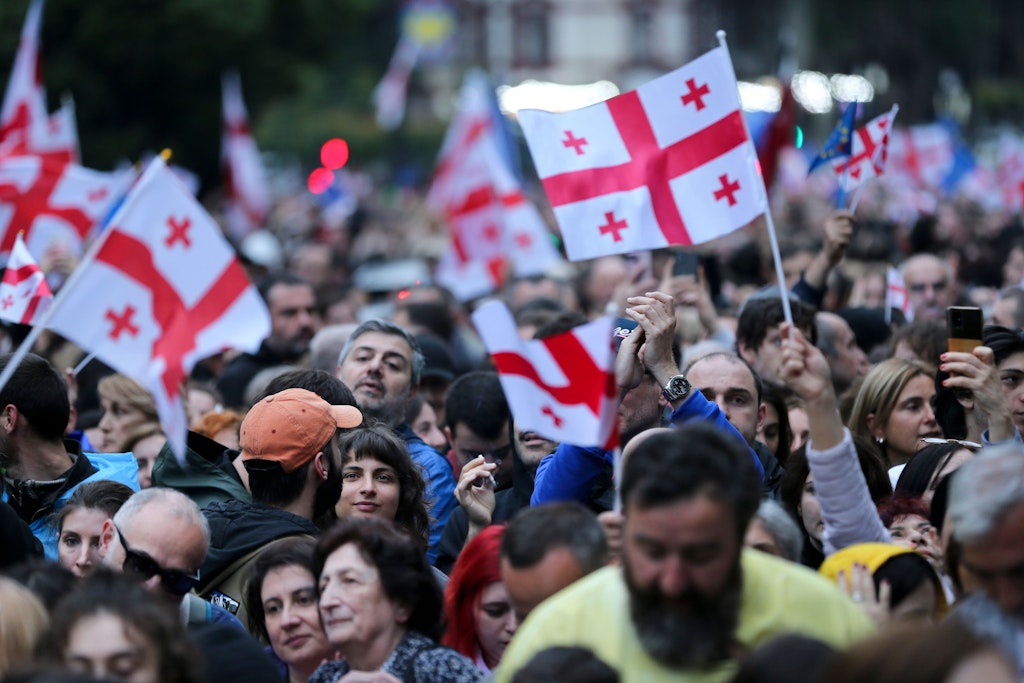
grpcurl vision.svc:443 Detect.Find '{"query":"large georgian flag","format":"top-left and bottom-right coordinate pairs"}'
top-left (46, 157), bottom-right (271, 458)
top-left (472, 300), bottom-right (619, 449)
top-left (889, 123), bottom-right (955, 190)
top-left (0, 232), bottom-right (51, 325)
top-left (831, 106), bottom-right (899, 190)
top-left (221, 71), bottom-right (270, 240)
top-left (518, 46), bottom-right (765, 261)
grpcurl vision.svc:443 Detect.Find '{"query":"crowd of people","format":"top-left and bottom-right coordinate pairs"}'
top-left (0, 179), bottom-right (1023, 683)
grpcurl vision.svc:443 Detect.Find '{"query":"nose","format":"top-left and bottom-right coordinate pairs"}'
top-left (505, 611), bottom-right (519, 636)
top-left (715, 398), bottom-right (731, 421)
top-left (75, 544), bottom-right (92, 571)
top-left (657, 554), bottom-right (690, 599)
top-left (923, 403), bottom-right (937, 427)
top-left (359, 475), bottom-right (376, 496)
top-left (281, 604), bottom-right (302, 628)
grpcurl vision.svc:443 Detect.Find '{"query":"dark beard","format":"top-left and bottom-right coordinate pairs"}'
top-left (624, 557), bottom-right (743, 669)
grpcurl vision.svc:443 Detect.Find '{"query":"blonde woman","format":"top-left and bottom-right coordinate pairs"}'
top-left (96, 374), bottom-right (160, 453)
top-left (0, 578), bottom-right (49, 675)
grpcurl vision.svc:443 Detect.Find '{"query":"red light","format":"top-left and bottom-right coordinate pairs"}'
top-left (307, 168), bottom-right (334, 194)
top-left (321, 138), bottom-right (349, 170)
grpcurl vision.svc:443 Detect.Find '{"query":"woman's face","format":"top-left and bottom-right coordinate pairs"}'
top-left (262, 564), bottom-right (331, 671)
top-left (64, 612), bottom-right (160, 683)
top-left (318, 543), bottom-right (406, 655)
top-left (336, 455), bottom-right (401, 523)
top-left (923, 448), bottom-right (974, 505)
top-left (131, 433), bottom-right (165, 489)
top-left (474, 582), bottom-right (517, 670)
top-left (798, 473), bottom-right (823, 545)
top-left (889, 513), bottom-right (943, 565)
top-left (788, 407), bottom-right (809, 453)
top-left (98, 397), bottom-right (151, 453)
top-left (877, 375), bottom-right (940, 463)
top-left (758, 404), bottom-right (780, 457)
top-left (58, 508), bottom-right (109, 577)
top-left (411, 402), bottom-right (448, 453)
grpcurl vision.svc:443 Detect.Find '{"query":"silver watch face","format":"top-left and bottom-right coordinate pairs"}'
top-left (665, 375), bottom-right (690, 399)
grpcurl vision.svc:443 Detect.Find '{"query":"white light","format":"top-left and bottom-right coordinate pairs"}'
top-left (830, 74), bottom-right (874, 102)
top-left (738, 81), bottom-right (781, 112)
top-left (497, 80), bottom-right (621, 115)
top-left (791, 71), bottom-right (833, 114)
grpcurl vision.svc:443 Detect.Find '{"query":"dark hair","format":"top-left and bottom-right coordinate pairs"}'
top-left (444, 371), bottom-right (510, 438)
top-left (257, 271), bottom-right (311, 303)
top-left (3, 559), bottom-right (76, 611)
top-left (53, 480), bottom-right (135, 534)
top-left (730, 633), bottom-right (836, 683)
top-left (887, 319), bottom-right (947, 368)
top-left (258, 368), bottom-right (357, 407)
top-left (760, 382), bottom-right (793, 466)
top-left (684, 352), bottom-right (764, 405)
top-left (314, 517), bottom-right (444, 641)
top-left (47, 570), bottom-right (204, 683)
top-left (246, 448), bottom-right (324, 508)
top-left (510, 646), bottom-right (619, 683)
top-left (244, 536), bottom-right (318, 642)
top-left (0, 353), bottom-right (70, 441)
top-left (394, 302), bottom-right (454, 342)
top-left (873, 552), bottom-right (940, 612)
top-left (736, 297), bottom-right (817, 354)
top-left (338, 320), bottom-right (426, 386)
top-left (338, 426), bottom-right (431, 548)
top-left (621, 423), bottom-right (760, 540)
top-left (501, 501), bottom-right (608, 572)
top-left (895, 443), bottom-right (964, 499)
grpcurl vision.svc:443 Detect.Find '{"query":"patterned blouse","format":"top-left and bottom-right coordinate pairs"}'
top-left (308, 631), bottom-right (481, 683)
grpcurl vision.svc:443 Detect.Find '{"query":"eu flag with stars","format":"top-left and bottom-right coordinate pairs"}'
top-left (808, 103), bottom-right (858, 174)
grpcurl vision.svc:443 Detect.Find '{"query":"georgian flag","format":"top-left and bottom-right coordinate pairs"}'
top-left (472, 300), bottom-right (618, 449)
top-left (886, 266), bottom-right (913, 324)
top-left (518, 46), bottom-right (765, 261)
top-left (0, 232), bottom-right (51, 325)
top-left (831, 106), bottom-right (899, 190)
top-left (0, 0), bottom-right (48, 151)
top-left (221, 71), bottom-right (270, 240)
top-left (889, 123), bottom-right (955, 189)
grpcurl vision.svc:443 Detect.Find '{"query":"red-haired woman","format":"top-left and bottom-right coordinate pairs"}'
top-left (443, 525), bottom-right (516, 675)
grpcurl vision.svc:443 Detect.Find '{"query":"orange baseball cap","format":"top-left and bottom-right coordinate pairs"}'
top-left (240, 388), bottom-right (363, 472)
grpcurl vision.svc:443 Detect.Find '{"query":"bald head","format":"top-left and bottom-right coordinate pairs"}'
top-left (685, 353), bottom-right (763, 445)
top-left (901, 254), bottom-right (954, 321)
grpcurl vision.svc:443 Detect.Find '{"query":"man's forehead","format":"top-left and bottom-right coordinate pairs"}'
top-left (904, 258), bottom-right (946, 282)
top-left (349, 331), bottom-right (413, 358)
top-left (687, 355), bottom-right (755, 391)
top-left (452, 420), bottom-right (510, 445)
top-left (268, 282), bottom-right (314, 306)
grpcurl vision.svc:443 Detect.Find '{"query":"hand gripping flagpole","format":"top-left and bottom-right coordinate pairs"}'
top-left (717, 31), bottom-right (793, 327)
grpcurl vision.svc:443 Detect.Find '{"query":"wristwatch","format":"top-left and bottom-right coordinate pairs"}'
top-left (662, 374), bottom-right (692, 402)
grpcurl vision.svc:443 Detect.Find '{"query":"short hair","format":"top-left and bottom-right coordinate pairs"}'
top-left (887, 319), bottom-right (947, 368)
top-left (848, 358), bottom-right (934, 455)
top-left (510, 646), bottom-right (619, 683)
top-left (684, 351), bottom-right (764, 405)
top-left (246, 449), bottom-right (323, 509)
top-left (752, 500), bottom-right (803, 563)
top-left (53, 480), bottom-right (135, 535)
top-left (949, 442), bottom-right (1024, 543)
top-left (735, 297), bottom-right (817, 353)
top-left (0, 577), bottom-right (48, 676)
top-left (443, 525), bottom-right (504, 660)
top-left (338, 426), bottom-right (430, 548)
top-left (314, 517), bottom-right (443, 641)
top-left (996, 288), bottom-right (1024, 329)
top-left (501, 501), bottom-right (608, 573)
top-left (258, 368), bottom-right (357, 406)
top-left (815, 313), bottom-right (843, 359)
top-left (193, 409), bottom-right (243, 444)
top-left (244, 536), bottom-right (318, 642)
top-left (983, 324), bottom-right (1024, 365)
top-left (47, 570), bottom-right (204, 683)
top-left (731, 634), bottom-right (835, 683)
top-left (0, 353), bottom-right (70, 442)
top-left (621, 423), bottom-right (761, 540)
top-left (257, 271), bottom-right (311, 304)
top-left (338, 319), bottom-right (425, 386)
top-left (393, 301), bottom-right (454, 342)
top-left (3, 559), bottom-right (76, 611)
top-left (877, 494), bottom-right (931, 528)
top-left (444, 371), bottom-right (510, 437)
top-left (114, 487), bottom-right (210, 550)
top-left (98, 373), bottom-right (159, 424)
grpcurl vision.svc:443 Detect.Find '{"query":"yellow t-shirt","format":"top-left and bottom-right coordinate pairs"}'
top-left (497, 549), bottom-right (874, 683)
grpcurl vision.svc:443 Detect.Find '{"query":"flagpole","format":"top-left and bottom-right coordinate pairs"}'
top-left (716, 30), bottom-right (793, 327)
top-left (612, 446), bottom-right (623, 513)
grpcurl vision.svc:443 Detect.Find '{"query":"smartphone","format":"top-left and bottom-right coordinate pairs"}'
top-left (673, 250), bottom-right (700, 277)
top-left (947, 306), bottom-right (983, 353)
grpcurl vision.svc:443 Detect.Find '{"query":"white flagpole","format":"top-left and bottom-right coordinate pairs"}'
top-left (717, 30), bottom-right (793, 327)
top-left (613, 446), bottom-right (623, 513)
top-left (848, 104), bottom-right (900, 215)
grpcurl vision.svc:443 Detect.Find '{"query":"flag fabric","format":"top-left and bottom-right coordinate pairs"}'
top-left (430, 71), bottom-right (561, 300)
top-left (0, 0), bottom-right (47, 150)
top-left (0, 155), bottom-right (133, 259)
top-left (45, 157), bottom-right (271, 459)
top-left (830, 105), bottom-right (898, 190)
top-left (221, 71), bottom-right (270, 240)
top-left (0, 232), bottom-right (51, 324)
top-left (886, 266), bottom-right (913, 324)
top-left (889, 123), bottom-right (955, 189)
top-left (373, 37), bottom-right (419, 131)
top-left (753, 83), bottom-right (796, 189)
top-left (808, 103), bottom-right (858, 175)
top-left (471, 300), bottom-right (619, 449)
top-left (0, 97), bottom-right (80, 164)
top-left (518, 46), bottom-right (765, 261)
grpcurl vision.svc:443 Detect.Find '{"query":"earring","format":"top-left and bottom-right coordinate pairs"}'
top-left (876, 437), bottom-right (885, 445)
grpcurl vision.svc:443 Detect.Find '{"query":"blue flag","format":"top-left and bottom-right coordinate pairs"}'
top-left (808, 103), bottom-right (858, 174)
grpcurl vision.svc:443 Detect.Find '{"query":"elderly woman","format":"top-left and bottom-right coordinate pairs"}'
top-left (245, 537), bottom-right (333, 683)
top-left (310, 518), bottom-right (480, 683)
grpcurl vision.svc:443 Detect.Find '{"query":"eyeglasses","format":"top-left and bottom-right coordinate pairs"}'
top-left (115, 525), bottom-right (201, 597)
top-left (919, 437), bottom-right (982, 452)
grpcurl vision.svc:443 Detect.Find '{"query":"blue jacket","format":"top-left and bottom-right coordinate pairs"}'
top-left (399, 424), bottom-right (458, 564)
top-left (531, 391), bottom-right (764, 507)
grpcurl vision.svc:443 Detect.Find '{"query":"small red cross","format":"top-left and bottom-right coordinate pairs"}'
top-left (87, 187), bottom-right (109, 202)
top-left (165, 216), bottom-right (192, 248)
top-left (105, 305), bottom-right (140, 341)
top-left (562, 130), bottom-right (589, 155)
top-left (514, 233), bottom-right (533, 248)
top-left (1, 295), bottom-right (13, 310)
top-left (482, 223), bottom-right (501, 241)
top-left (598, 211), bottom-right (629, 242)
top-left (681, 78), bottom-right (711, 111)
top-left (541, 405), bottom-right (564, 428)
top-left (712, 174), bottom-right (741, 206)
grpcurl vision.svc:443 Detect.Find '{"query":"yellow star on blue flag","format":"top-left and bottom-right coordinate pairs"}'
top-left (808, 103), bottom-right (858, 174)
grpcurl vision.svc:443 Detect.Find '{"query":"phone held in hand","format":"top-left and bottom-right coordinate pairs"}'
top-left (946, 306), bottom-right (983, 353)
top-left (672, 250), bottom-right (699, 277)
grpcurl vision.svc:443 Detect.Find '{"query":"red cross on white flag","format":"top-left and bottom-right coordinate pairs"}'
top-left (0, 0), bottom-right (48, 153)
top-left (518, 46), bottom-right (766, 261)
top-left (889, 124), bottom-right (955, 190)
top-left (830, 106), bottom-right (899, 191)
top-left (471, 300), bottom-right (619, 449)
top-left (45, 156), bottom-right (271, 459)
top-left (886, 266), bottom-right (913, 323)
top-left (0, 232), bottom-right (52, 325)
top-left (221, 71), bottom-right (270, 240)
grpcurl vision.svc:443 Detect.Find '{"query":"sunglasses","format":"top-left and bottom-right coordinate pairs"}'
top-left (919, 437), bottom-right (982, 452)
top-left (115, 526), bottom-right (201, 597)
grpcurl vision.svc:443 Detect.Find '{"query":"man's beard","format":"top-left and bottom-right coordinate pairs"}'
top-left (357, 390), bottom-right (410, 429)
top-left (624, 555), bottom-right (743, 669)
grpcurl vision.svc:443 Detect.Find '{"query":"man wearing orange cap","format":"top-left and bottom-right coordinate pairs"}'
top-left (196, 388), bottom-right (362, 625)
